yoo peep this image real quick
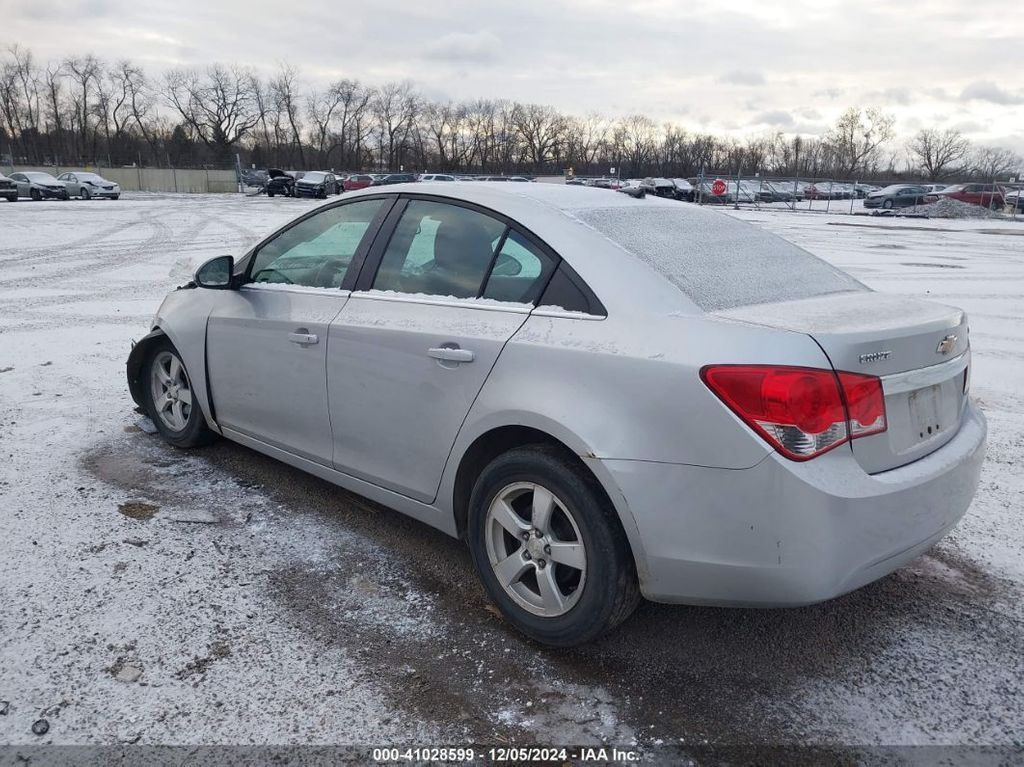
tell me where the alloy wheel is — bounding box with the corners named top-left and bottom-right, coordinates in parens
top-left (149, 350), bottom-right (193, 431)
top-left (484, 482), bottom-right (587, 617)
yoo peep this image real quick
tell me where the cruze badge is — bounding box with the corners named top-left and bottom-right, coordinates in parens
top-left (936, 334), bottom-right (958, 355)
top-left (859, 350), bottom-right (892, 364)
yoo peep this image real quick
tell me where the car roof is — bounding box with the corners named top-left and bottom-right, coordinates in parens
top-left (339, 182), bottom-right (724, 315)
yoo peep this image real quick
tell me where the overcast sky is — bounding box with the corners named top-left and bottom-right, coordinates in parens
top-left (4, 0), bottom-right (1023, 152)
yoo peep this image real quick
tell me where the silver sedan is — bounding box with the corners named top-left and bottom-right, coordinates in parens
top-left (127, 184), bottom-right (986, 646)
top-left (57, 171), bottom-right (121, 199)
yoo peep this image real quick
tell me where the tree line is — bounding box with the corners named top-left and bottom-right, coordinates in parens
top-left (1, 45), bottom-right (1020, 181)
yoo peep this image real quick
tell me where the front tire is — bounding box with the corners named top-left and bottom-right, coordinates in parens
top-left (467, 446), bottom-right (640, 646)
top-left (80, 186), bottom-right (91, 200)
top-left (141, 340), bottom-right (215, 448)
top-left (882, 199), bottom-right (893, 209)
top-left (30, 189), bottom-right (40, 201)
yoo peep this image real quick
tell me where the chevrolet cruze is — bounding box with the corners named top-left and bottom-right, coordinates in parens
top-left (127, 183), bottom-right (986, 646)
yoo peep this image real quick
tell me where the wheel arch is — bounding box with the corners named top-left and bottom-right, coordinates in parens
top-left (126, 328), bottom-right (167, 407)
top-left (446, 420), bottom-right (651, 583)
top-left (126, 324), bottom-right (220, 433)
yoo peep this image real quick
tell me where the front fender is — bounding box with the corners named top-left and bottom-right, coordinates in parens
top-left (126, 329), bottom-right (167, 407)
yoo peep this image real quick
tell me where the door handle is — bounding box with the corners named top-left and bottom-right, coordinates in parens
top-left (288, 330), bottom-right (319, 345)
top-left (427, 346), bottom-right (474, 363)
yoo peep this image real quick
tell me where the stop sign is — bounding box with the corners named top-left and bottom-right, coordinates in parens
top-left (711, 178), bottom-right (728, 196)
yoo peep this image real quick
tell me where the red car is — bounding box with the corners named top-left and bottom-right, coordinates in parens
top-left (342, 174), bottom-right (375, 192)
top-left (929, 183), bottom-right (1004, 209)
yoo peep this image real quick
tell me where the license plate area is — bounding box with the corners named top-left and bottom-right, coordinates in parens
top-left (908, 384), bottom-right (945, 444)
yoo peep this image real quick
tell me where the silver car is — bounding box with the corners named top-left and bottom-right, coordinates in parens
top-left (9, 171), bottom-right (69, 200)
top-left (127, 184), bottom-right (986, 646)
top-left (57, 171), bottom-right (121, 199)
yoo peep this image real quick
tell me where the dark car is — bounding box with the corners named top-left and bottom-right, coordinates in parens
top-left (375, 173), bottom-right (417, 185)
top-left (265, 169), bottom-right (297, 197)
top-left (863, 184), bottom-right (929, 209)
top-left (930, 183), bottom-right (1005, 210)
top-left (0, 173), bottom-right (16, 202)
top-left (294, 171), bottom-right (337, 199)
top-left (9, 171), bottom-right (69, 200)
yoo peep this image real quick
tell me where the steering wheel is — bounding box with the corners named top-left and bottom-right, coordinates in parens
top-left (312, 259), bottom-right (347, 288)
top-left (253, 268), bottom-right (294, 284)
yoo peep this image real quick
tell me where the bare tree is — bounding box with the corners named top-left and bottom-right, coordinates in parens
top-left (65, 54), bottom-right (102, 159)
top-left (823, 107), bottom-right (895, 178)
top-left (970, 145), bottom-right (1022, 180)
top-left (271, 63), bottom-right (304, 167)
top-left (613, 114), bottom-right (658, 176)
top-left (373, 81), bottom-right (418, 171)
top-left (165, 64), bottom-right (262, 161)
top-left (513, 103), bottom-right (564, 172)
top-left (908, 128), bottom-right (970, 181)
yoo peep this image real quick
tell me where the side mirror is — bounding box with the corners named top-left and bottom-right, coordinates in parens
top-left (194, 255), bottom-right (235, 289)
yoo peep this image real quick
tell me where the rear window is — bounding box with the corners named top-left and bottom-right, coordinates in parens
top-left (574, 206), bottom-right (867, 312)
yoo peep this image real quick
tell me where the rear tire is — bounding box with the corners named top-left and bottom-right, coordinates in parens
top-left (467, 445), bottom-right (640, 646)
top-left (141, 339), bottom-right (216, 449)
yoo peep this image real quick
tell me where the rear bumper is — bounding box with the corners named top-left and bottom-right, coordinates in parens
top-left (602, 401), bottom-right (987, 606)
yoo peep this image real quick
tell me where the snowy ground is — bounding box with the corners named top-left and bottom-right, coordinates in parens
top-left (0, 194), bottom-right (1021, 750)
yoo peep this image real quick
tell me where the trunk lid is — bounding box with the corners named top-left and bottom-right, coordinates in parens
top-left (716, 292), bottom-right (970, 473)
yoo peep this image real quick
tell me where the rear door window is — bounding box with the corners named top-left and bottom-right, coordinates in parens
top-left (372, 200), bottom-right (506, 298)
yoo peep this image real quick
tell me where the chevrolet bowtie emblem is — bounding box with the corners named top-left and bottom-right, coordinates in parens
top-left (936, 334), bottom-right (958, 355)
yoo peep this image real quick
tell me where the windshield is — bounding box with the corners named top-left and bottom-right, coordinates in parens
top-left (77, 173), bottom-right (104, 182)
top-left (879, 185), bottom-right (909, 194)
top-left (303, 172), bottom-right (326, 182)
top-left (25, 172), bottom-right (57, 181)
top-left (574, 206), bottom-right (867, 312)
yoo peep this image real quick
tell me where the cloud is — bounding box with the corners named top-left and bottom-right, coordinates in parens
top-left (959, 81), bottom-right (1024, 106)
top-left (421, 30), bottom-right (501, 64)
top-left (754, 110), bottom-right (794, 127)
top-left (869, 86), bottom-right (912, 106)
top-left (717, 70), bottom-right (765, 86)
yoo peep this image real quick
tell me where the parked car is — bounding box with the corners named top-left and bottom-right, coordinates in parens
top-left (863, 184), bottom-right (930, 209)
top-left (1003, 187), bottom-right (1023, 211)
top-left (57, 171), bottom-right (120, 200)
top-left (670, 178), bottom-right (695, 201)
top-left (240, 169), bottom-right (269, 188)
top-left (294, 171), bottom-right (337, 199)
top-left (9, 171), bottom-right (69, 200)
top-left (804, 183), bottom-right (846, 200)
top-left (420, 174), bottom-right (457, 182)
top-left (854, 183), bottom-right (880, 199)
top-left (921, 184), bottom-right (947, 194)
top-left (376, 173), bottom-right (417, 185)
top-left (929, 183), bottom-right (1005, 210)
top-left (565, 177), bottom-right (585, 186)
top-left (265, 168), bottom-right (297, 197)
top-left (0, 172), bottom-right (17, 202)
top-left (756, 181), bottom-right (797, 203)
top-left (128, 183), bottom-right (985, 646)
top-left (640, 177), bottom-right (676, 198)
top-left (343, 174), bottom-right (375, 192)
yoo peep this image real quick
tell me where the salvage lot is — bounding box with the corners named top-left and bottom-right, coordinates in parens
top-left (0, 194), bottom-right (1022, 748)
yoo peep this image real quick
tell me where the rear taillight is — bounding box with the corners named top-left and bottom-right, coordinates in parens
top-left (701, 365), bottom-right (887, 461)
